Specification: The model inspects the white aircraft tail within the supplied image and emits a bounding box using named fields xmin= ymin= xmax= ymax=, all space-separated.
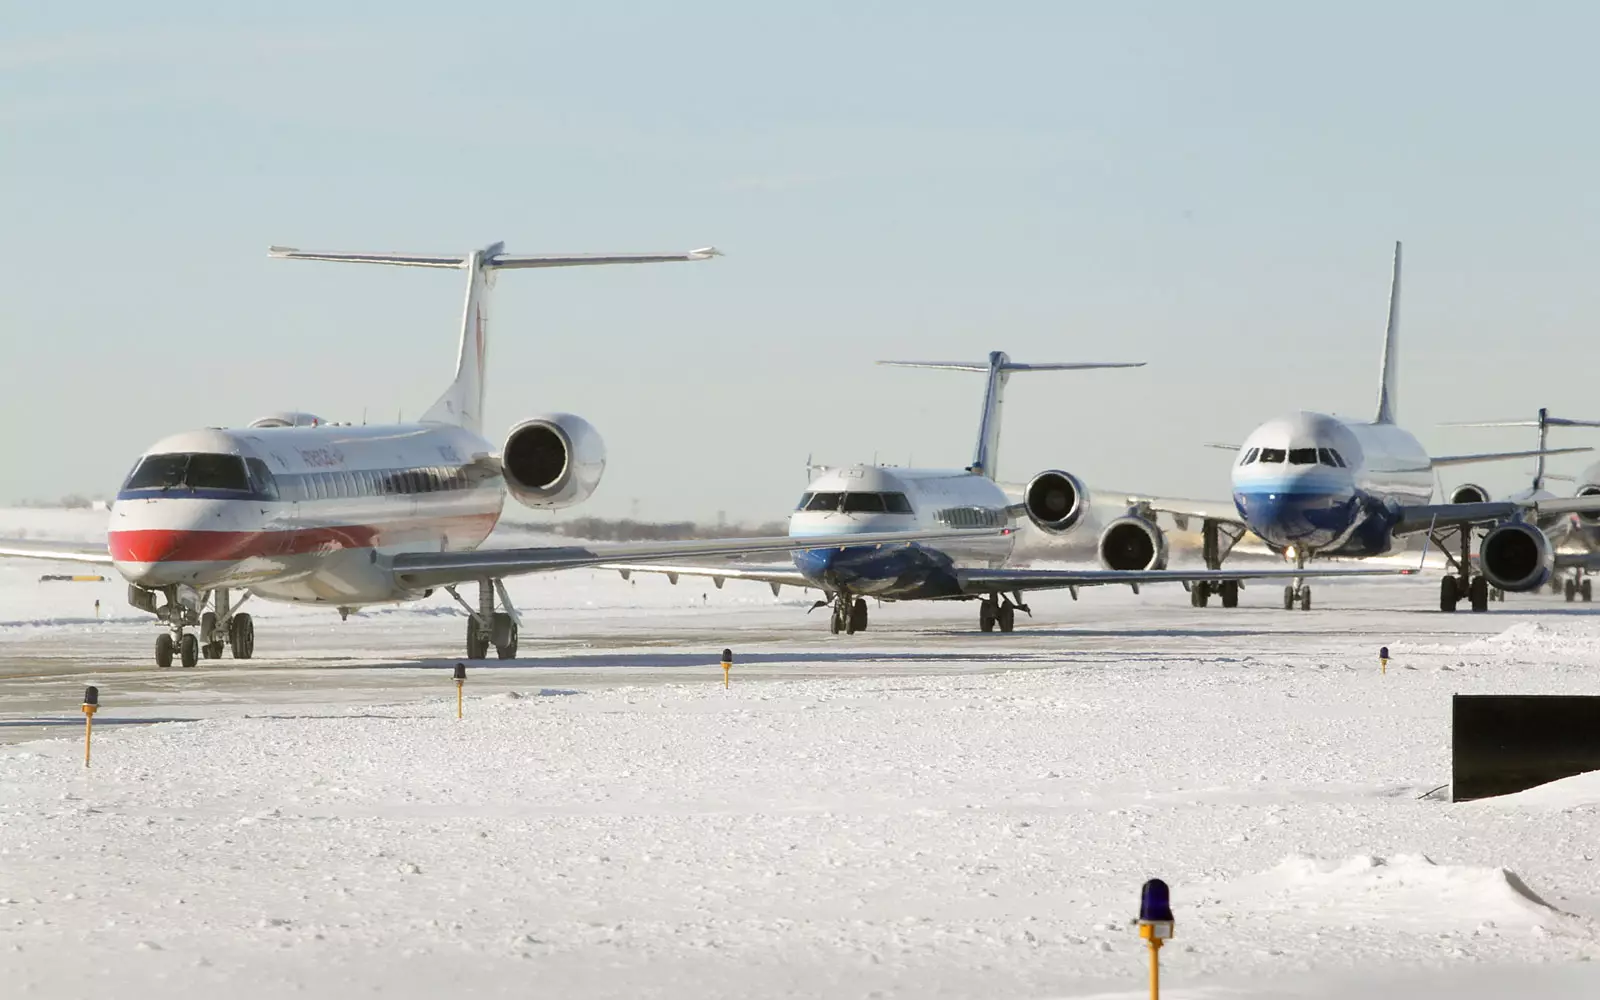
xmin=1374 ymin=241 xmax=1402 ymax=425
xmin=875 ymin=351 xmax=1143 ymax=479
xmin=1442 ymin=408 xmax=1600 ymax=490
xmin=268 ymin=242 xmax=721 ymax=434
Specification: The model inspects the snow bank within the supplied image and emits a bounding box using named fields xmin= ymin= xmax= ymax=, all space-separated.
xmin=1467 ymin=769 xmax=1600 ymax=811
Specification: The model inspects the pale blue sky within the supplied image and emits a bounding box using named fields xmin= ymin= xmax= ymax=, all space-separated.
xmin=4 ymin=3 xmax=1599 ymax=519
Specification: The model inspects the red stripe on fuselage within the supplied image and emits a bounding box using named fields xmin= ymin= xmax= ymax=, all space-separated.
xmin=109 ymin=512 xmax=500 ymax=564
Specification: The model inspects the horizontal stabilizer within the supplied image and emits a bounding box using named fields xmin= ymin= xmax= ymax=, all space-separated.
xmin=268 ymin=245 xmax=721 ymax=270
xmin=1443 ymin=417 xmax=1600 ymax=429
xmin=1432 ymin=446 xmax=1591 ymax=467
xmin=877 ymin=360 xmax=1143 ymax=372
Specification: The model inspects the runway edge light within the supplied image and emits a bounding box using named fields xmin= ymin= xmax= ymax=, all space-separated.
xmin=454 ymin=663 xmax=466 ymax=719
xmin=1380 ymin=645 xmax=1390 ymax=675
xmin=82 ymin=685 xmax=100 ymax=768
xmin=1136 ymin=877 xmax=1173 ymax=999
xmin=722 ymin=648 xmax=733 ymax=689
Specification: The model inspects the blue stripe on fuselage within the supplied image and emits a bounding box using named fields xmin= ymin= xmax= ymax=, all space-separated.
xmin=792 ymin=542 xmax=965 ymax=600
xmin=1232 ymin=488 xmax=1358 ymax=550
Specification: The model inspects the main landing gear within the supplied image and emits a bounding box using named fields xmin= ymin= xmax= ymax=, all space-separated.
xmin=811 ymin=594 xmax=869 ymax=634
xmin=132 ymin=585 xmax=255 ymax=668
xmin=1186 ymin=518 xmax=1248 ymax=609
xmin=979 ymin=593 xmax=1029 ymax=633
xmin=1563 ymin=575 xmax=1594 ymax=603
xmin=1430 ymin=526 xmax=1490 ymax=613
xmin=445 ymin=579 xmax=520 ymax=660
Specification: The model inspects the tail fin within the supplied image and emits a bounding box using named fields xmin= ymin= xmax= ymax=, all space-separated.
xmin=876 ymin=351 xmax=1143 ymax=479
xmin=1374 ymin=241 xmax=1402 ymax=424
xmin=268 ymin=242 xmax=721 ymax=434
xmin=1442 ymin=408 xmax=1600 ymax=490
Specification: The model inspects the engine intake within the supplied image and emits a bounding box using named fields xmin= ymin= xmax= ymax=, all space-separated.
xmin=1449 ymin=483 xmax=1490 ymax=506
xmin=1023 ymin=470 xmax=1089 ymax=534
xmin=1479 ymin=521 xmax=1553 ymax=592
xmin=1099 ymin=515 xmax=1168 ymax=571
xmin=501 ymin=413 xmax=606 ymax=510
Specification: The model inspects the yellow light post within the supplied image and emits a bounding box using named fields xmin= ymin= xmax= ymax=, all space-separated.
xmin=721 ymin=648 xmax=732 ymax=689
xmin=1136 ymin=878 xmax=1174 ymax=1000
xmin=82 ymin=685 xmax=99 ymax=768
xmin=454 ymin=663 xmax=466 ymax=719
xmin=1380 ymin=645 xmax=1390 ymax=675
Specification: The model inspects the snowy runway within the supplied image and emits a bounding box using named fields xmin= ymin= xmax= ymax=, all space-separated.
xmin=4 ymin=566 xmax=1600 ymax=997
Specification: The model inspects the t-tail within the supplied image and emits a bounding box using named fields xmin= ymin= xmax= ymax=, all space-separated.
xmin=876 ymin=351 xmax=1143 ymax=480
xmin=1374 ymin=241 xmax=1402 ymax=425
xmin=268 ymin=242 xmax=721 ymax=434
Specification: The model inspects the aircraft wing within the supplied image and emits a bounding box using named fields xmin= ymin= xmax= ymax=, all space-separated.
xmin=1555 ymin=550 xmax=1600 ymax=572
xmin=597 ymin=563 xmax=814 ymax=596
xmin=958 ymin=562 xmax=1419 ymax=595
xmin=386 ymin=529 xmax=992 ymax=590
xmin=0 ymin=538 xmax=114 ymax=565
xmin=1430 ymin=446 xmax=1590 ymax=467
xmin=1116 ymin=495 xmax=1245 ymax=528
xmin=1392 ymin=496 xmax=1600 ymax=535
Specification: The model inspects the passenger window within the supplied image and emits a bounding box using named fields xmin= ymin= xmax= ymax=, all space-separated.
xmin=843 ymin=493 xmax=886 ymax=513
xmin=885 ymin=493 xmax=913 ymax=514
xmin=1259 ymin=448 xmax=1286 ymax=464
xmin=805 ymin=492 xmax=842 ymax=512
xmin=1288 ymin=448 xmax=1318 ymax=465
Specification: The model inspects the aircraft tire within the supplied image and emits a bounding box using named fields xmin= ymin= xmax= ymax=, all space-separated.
xmin=1566 ymin=579 xmax=1577 ymax=602
xmin=849 ymin=599 xmax=868 ymax=633
xmin=155 ymin=633 xmax=174 ymax=669
xmin=1584 ymin=579 xmax=1593 ymax=603
xmin=998 ymin=602 xmax=1016 ymax=632
xmin=1299 ymin=587 xmax=1312 ymax=612
xmin=979 ymin=599 xmax=998 ymax=632
xmin=230 ymin=614 xmax=255 ymax=659
xmin=1221 ymin=580 xmax=1240 ymax=608
xmin=466 ymin=618 xmax=489 ymax=659
xmin=179 ymin=633 xmax=199 ymax=669
xmin=1469 ymin=576 xmax=1489 ymax=612
xmin=1440 ymin=575 xmax=1459 ymax=612
xmin=1283 ymin=586 xmax=1295 ymax=611
xmin=493 ymin=614 xmax=518 ymax=659
xmin=200 ymin=612 xmax=219 ymax=658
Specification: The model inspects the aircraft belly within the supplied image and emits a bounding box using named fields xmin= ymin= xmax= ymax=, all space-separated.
xmin=793 ymin=534 xmax=1011 ymax=600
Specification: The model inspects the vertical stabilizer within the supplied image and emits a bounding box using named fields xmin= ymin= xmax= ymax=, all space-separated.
xmin=875 ymin=352 xmax=1144 ymax=479
xmin=268 ymin=242 xmax=721 ymax=436
xmin=1375 ymin=241 xmax=1402 ymax=425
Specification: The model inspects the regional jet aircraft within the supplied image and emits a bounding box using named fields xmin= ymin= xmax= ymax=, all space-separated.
xmin=1134 ymin=244 xmax=1600 ymax=612
xmin=0 ymin=242 xmax=983 ymax=667
xmin=604 ymin=352 xmax=1420 ymax=634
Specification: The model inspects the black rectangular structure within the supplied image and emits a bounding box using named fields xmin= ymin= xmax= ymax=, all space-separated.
xmin=1452 ymin=694 xmax=1600 ymax=802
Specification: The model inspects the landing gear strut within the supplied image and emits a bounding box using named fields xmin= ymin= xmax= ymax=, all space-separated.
xmin=815 ymin=594 xmax=868 ymax=634
xmin=979 ymin=593 xmax=1025 ymax=632
xmin=1189 ymin=519 xmax=1248 ymax=608
xmin=446 ymin=579 xmax=519 ymax=659
xmin=1429 ymin=526 xmax=1490 ymax=613
xmin=1281 ymin=549 xmax=1311 ymax=611
xmin=134 ymin=585 xmax=255 ymax=668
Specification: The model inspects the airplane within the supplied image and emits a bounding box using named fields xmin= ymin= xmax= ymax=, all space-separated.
xmin=1441 ymin=408 xmax=1600 ymax=602
xmin=1129 ymin=243 xmax=1600 ymax=613
xmin=601 ymin=351 xmax=1422 ymax=634
xmin=0 ymin=241 xmax=988 ymax=668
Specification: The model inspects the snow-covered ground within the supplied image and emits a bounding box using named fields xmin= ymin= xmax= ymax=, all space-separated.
xmin=3 ymin=509 xmax=1600 ymax=996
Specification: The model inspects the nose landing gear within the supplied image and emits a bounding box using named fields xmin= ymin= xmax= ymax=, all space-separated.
xmin=446 ymin=579 xmax=520 ymax=659
xmin=978 ymin=593 xmax=1027 ymax=632
xmin=136 ymin=586 xmax=256 ymax=668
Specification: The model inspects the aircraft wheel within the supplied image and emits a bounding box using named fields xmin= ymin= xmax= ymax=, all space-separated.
xmin=1469 ymin=576 xmax=1489 ymax=612
xmin=849 ymin=598 xmax=868 ymax=633
xmin=179 ymin=633 xmax=199 ymax=669
xmin=155 ymin=633 xmax=174 ymax=669
xmin=230 ymin=614 xmax=255 ymax=660
xmin=829 ymin=603 xmax=843 ymax=635
xmin=1191 ymin=585 xmax=1209 ymax=608
xmin=1440 ymin=575 xmax=1459 ymax=612
xmin=466 ymin=618 xmax=489 ymax=659
xmin=200 ymin=612 xmax=219 ymax=658
xmin=998 ymin=602 xmax=1016 ymax=632
xmin=493 ymin=614 xmax=519 ymax=659
xmin=1584 ymin=579 xmax=1594 ymax=603
xmin=1299 ymin=587 xmax=1312 ymax=612
xmin=1566 ymin=578 xmax=1577 ymax=602
xmin=1552 ymin=578 xmax=1564 ymax=594
xmin=979 ymin=599 xmax=998 ymax=633
xmin=1221 ymin=580 xmax=1240 ymax=608
xmin=1283 ymin=585 xmax=1295 ymax=611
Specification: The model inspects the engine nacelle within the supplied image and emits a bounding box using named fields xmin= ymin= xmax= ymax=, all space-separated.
xmin=1098 ymin=515 xmax=1169 ymax=571
xmin=1577 ymin=484 xmax=1600 ymax=524
xmin=1023 ymin=470 xmax=1090 ymax=535
xmin=1450 ymin=483 xmax=1490 ymax=506
xmin=501 ymin=413 xmax=606 ymax=510
xmin=1479 ymin=521 xmax=1554 ymax=592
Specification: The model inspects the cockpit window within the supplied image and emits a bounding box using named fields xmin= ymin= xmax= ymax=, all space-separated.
xmin=884 ymin=492 xmax=913 ymax=514
xmin=124 ymin=453 xmax=251 ymax=492
xmin=244 ymin=458 xmax=279 ymax=499
xmin=1259 ymin=448 xmax=1286 ymax=464
xmin=805 ymin=492 xmax=843 ymax=512
xmin=1317 ymin=448 xmax=1341 ymax=468
xmin=1288 ymin=448 xmax=1318 ymax=465
xmin=1329 ymin=449 xmax=1347 ymax=468
xmin=1240 ymin=447 xmax=1260 ymax=466
xmin=842 ymin=492 xmax=886 ymax=513
xmin=795 ymin=492 xmax=815 ymax=511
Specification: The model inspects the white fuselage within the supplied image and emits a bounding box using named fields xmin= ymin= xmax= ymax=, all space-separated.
xmin=1230 ymin=411 xmax=1434 ymax=558
xmin=786 ymin=466 xmax=1013 ymax=599
xmin=110 ymin=421 xmax=504 ymax=605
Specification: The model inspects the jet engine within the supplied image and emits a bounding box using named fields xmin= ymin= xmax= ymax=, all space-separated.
xmin=1577 ymin=484 xmax=1600 ymax=524
xmin=1449 ymin=483 xmax=1490 ymax=506
xmin=1098 ymin=515 xmax=1168 ymax=571
xmin=501 ymin=413 xmax=606 ymax=509
xmin=1023 ymin=470 xmax=1090 ymax=534
xmin=1479 ymin=521 xmax=1554 ymax=592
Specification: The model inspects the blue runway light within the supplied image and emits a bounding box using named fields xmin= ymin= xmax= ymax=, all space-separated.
xmin=1139 ymin=879 xmax=1173 ymax=923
